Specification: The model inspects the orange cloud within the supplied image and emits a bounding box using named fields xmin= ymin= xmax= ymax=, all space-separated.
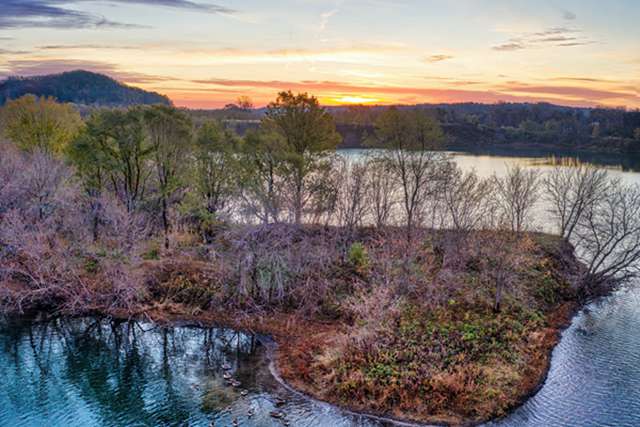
xmin=169 ymin=78 xmax=638 ymax=108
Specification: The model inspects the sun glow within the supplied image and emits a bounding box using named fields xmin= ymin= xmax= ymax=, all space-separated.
xmin=331 ymin=95 xmax=382 ymax=105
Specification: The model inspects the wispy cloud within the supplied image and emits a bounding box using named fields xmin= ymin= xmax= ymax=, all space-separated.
xmin=0 ymin=0 xmax=233 ymax=30
xmin=319 ymin=9 xmax=338 ymax=31
xmin=492 ymin=42 xmax=524 ymax=51
xmin=492 ymin=27 xmax=595 ymax=51
xmin=500 ymin=82 xmax=638 ymax=102
xmin=425 ymin=54 xmax=453 ymax=63
xmin=38 ymin=44 xmax=138 ymax=50
xmin=0 ymin=0 xmax=142 ymax=29
xmin=101 ymin=0 xmax=234 ymax=14
xmin=0 ymin=48 xmax=30 ymax=55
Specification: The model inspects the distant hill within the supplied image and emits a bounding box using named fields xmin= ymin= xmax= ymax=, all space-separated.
xmin=0 ymin=70 xmax=171 ymax=107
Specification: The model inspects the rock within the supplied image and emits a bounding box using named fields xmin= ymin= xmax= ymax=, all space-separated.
xmin=269 ymin=411 xmax=284 ymax=419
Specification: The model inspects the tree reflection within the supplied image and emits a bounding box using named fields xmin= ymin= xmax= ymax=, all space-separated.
xmin=0 ymin=317 xmax=259 ymax=426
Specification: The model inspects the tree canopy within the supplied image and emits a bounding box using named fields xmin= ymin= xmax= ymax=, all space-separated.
xmin=1 ymin=95 xmax=83 ymax=155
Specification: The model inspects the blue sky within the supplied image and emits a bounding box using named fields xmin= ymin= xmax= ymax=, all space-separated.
xmin=0 ymin=0 xmax=638 ymax=108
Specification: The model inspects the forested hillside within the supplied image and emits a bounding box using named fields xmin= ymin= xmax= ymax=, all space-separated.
xmin=0 ymin=70 xmax=171 ymax=107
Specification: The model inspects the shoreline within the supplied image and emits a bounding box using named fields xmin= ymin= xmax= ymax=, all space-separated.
xmin=270 ymin=301 xmax=582 ymax=427
xmin=0 ymin=296 xmax=583 ymax=427
xmin=0 ymin=229 xmax=587 ymax=426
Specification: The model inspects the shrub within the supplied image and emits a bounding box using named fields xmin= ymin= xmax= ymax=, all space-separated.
xmin=347 ymin=242 xmax=369 ymax=272
xmin=142 ymin=246 xmax=160 ymax=261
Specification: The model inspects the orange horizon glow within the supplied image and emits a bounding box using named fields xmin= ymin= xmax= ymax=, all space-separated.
xmin=1 ymin=1 xmax=638 ymax=110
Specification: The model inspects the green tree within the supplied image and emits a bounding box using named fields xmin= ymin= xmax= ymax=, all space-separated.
xmin=263 ymin=91 xmax=341 ymax=224
xmin=240 ymin=127 xmax=287 ymax=224
xmin=143 ymin=105 xmax=192 ymax=248
xmin=1 ymin=95 xmax=82 ymax=155
xmin=68 ymin=108 xmax=153 ymax=213
xmin=192 ymin=120 xmax=238 ymax=216
xmin=370 ymin=107 xmax=444 ymax=244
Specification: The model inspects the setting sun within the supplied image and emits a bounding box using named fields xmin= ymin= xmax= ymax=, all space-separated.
xmin=330 ymin=96 xmax=383 ymax=105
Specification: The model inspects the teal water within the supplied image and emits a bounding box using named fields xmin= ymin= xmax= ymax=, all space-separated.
xmin=0 ymin=317 xmax=390 ymax=427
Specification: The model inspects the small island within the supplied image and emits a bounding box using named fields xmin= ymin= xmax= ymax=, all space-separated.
xmin=2 ymin=89 xmax=638 ymax=426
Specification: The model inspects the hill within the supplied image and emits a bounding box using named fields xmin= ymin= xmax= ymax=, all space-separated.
xmin=0 ymin=70 xmax=171 ymax=107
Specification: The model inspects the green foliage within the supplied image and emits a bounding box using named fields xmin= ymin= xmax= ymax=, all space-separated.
xmin=263 ymin=91 xmax=341 ymax=223
xmin=67 ymin=107 xmax=153 ymax=211
xmin=1 ymin=95 xmax=83 ymax=155
xmin=347 ymin=242 xmax=369 ymax=271
xmin=370 ymin=107 xmax=444 ymax=151
xmin=144 ymin=105 xmax=193 ymax=198
xmin=142 ymin=246 xmax=160 ymax=261
xmin=239 ymin=128 xmax=287 ymax=223
xmin=191 ymin=120 xmax=238 ymax=215
xmin=83 ymin=257 xmax=100 ymax=274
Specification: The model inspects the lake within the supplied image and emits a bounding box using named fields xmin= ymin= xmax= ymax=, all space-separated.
xmin=2 ymin=149 xmax=640 ymax=427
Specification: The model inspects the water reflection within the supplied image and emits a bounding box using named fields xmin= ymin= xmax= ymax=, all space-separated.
xmin=0 ymin=318 xmax=390 ymax=427
xmin=449 ymin=147 xmax=640 ymax=173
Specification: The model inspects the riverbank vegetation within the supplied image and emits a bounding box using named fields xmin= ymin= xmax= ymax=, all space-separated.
xmin=2 ymin=92 xmax=640 ymax=424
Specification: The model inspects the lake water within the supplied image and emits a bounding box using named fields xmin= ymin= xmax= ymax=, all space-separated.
xmin=2 ymin=149 xmax=640 ymax=427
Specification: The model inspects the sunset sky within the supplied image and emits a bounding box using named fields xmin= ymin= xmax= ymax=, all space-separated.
xmin=1 ymin=0 xmax=639 ymax=109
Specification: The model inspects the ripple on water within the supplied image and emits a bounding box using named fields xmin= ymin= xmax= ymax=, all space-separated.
xmin=488 ymin=286 xmax=640 ymax=427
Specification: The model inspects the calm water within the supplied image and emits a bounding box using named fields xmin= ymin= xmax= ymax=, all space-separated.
xmin=2 ymin=150 xmax=640 ymax=427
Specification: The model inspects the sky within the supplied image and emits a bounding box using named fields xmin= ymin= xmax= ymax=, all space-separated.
xmin=0 ymin=0 xmax=639 ymax=109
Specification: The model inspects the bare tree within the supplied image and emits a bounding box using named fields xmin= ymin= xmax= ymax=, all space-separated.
xmin=544 ymin=159 xmax=609 ymax=239
xmin=371 ymin=107 xmax=445 ymax=243
xmin=335 ymin=159 xmax=370 ymax=232
xmin=441 ymin=166 xmax=495 ymax=232
xmin=0 ymin=143 xmax=23 ymax=216
xmin=364 ymin=156 xmax=397 ymax=228
xmin=493 ymin=165 xmax=540 ymax=232
xmin=575 ymin=180 xmax=640 ymax=287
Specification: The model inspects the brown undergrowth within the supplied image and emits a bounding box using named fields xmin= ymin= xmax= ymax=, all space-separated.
xmin=1 ymin=226 xmax=583 ymax=426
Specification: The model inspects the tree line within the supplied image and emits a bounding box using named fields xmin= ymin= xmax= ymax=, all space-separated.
xmin=2 ymin=92 xmax=640 ymax=298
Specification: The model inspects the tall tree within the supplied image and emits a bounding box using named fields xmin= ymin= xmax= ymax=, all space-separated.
xmin=68 ymin=108 xmax=155 ymax=240
xmin=370 ymin=107 xmax=445 ymax=244
xmin=192 ymin=120 xmax=238 ymax=217
xmin=240 ymin=127 xmax=286 ymax=224
xmin=544 ymin=159 xmax=609 ymax=240
xmin=68 ymin=108 xmax=153 ymax=213
xmin=143 ymin=105 xmax=192 ymax=248
xmin=263 ymin=91 xmax=341 ymax=224
xmin=0 ymin=95 xmax=82 ymax=155
xmin=493 ymin=165 xmax=540 ymax=233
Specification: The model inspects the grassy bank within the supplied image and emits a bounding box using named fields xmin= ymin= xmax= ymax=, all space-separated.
xmin=0 ymin=224 xmax=583 ymax=425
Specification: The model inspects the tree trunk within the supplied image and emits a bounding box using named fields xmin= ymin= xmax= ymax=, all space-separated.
xmin=162 ymin=196 xmax=169 ymax=249
xmin=494 ymin=277 xmax=503 ymax=313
